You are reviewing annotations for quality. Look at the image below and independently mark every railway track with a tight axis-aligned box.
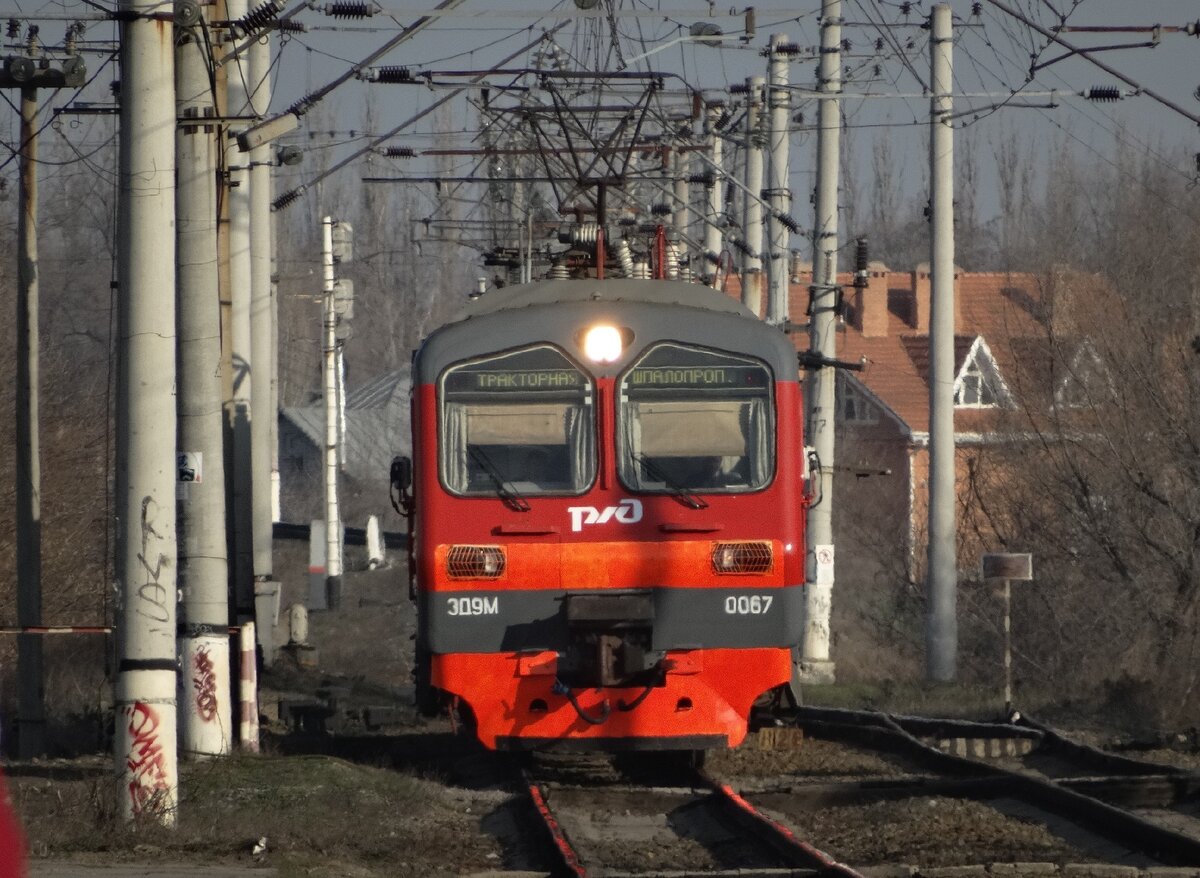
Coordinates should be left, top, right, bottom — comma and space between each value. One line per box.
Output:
519, 752, 865, 878
727, 706, 1200, 871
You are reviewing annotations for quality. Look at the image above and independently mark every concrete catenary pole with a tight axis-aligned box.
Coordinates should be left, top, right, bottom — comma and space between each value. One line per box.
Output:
115, 0, 178, 823
225, 0, 255, 618
801, 0, 842, 684
322, 217, 343, 608
703, 101, 724, 285
765, 33, 791, 326
927, 3, 958, 681
16, 86, 45, 758
740, 75, 765, 316
176, 20, 232, 758
672, 148, 690, 275
249, 27, 275, 597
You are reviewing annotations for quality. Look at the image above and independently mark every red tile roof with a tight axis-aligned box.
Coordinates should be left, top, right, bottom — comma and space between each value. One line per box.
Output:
722, 268, 1100, 435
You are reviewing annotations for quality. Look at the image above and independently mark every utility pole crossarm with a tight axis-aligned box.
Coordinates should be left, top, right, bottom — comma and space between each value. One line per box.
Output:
985, 0, 1200, 126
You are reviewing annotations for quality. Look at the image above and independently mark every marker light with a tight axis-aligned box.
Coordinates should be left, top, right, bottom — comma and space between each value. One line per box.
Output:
583, 324, 623, 363
711, 541, 773, 575
447, 545, 506, 579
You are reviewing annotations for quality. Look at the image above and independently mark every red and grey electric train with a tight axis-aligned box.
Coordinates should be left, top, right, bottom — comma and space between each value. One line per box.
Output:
391, 274, 807, 751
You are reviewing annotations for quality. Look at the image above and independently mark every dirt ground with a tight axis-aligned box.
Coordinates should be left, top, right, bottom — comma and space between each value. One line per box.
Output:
10, 545, 1200, 876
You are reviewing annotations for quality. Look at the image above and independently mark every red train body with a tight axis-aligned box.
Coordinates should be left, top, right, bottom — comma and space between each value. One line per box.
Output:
397, 278, 807, 751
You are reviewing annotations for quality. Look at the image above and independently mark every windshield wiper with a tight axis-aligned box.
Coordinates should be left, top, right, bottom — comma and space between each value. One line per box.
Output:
469, 447, 531, 512
632, 453, 708, 510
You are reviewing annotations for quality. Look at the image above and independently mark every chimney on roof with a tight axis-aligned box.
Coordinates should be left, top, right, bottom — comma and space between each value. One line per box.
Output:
911, 262, 961, 334
912, 263, 931, 332
852, 260, 890, 337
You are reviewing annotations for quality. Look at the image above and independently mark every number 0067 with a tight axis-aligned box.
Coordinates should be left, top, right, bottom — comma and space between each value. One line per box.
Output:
725, 595, 773, 615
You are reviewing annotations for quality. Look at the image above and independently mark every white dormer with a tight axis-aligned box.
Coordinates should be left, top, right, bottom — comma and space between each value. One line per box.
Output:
953, 336, 1011, 408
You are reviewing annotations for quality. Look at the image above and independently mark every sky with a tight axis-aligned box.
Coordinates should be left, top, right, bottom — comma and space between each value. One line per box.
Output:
2, 1, 1199, 250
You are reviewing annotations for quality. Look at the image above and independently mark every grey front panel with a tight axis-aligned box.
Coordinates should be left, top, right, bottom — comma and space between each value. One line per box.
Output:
421, 585, 804, 653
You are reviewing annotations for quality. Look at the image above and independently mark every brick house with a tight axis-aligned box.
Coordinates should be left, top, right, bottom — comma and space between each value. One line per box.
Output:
731, 264, 1104, 577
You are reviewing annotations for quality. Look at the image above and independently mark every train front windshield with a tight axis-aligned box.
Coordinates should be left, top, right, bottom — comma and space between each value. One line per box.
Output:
618, 343, 774, 493
440, 345, 596, 495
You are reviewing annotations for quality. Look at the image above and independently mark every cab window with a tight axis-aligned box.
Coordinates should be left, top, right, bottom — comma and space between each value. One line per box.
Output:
617, 343, 774, 493
440, 345, 596, 496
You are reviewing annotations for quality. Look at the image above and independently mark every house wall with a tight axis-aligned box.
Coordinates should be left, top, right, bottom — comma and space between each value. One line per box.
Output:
906, 441, 1024, 577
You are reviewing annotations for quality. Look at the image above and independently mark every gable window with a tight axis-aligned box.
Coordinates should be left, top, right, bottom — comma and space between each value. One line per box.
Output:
1055, 343, 1110, 409
955, 358, 997, 407
953, 337, 1008, 409
839, 376, 878, 425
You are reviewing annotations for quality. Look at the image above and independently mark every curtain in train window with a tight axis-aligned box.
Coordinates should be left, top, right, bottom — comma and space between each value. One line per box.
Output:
440, 345, 595, 496
617, 343, 774, 493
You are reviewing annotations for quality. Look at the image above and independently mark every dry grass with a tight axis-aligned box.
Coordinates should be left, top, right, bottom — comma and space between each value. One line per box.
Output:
11, 753, 504, 877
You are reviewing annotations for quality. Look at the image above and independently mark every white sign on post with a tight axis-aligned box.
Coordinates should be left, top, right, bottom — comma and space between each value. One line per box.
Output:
177, 452, 202, 483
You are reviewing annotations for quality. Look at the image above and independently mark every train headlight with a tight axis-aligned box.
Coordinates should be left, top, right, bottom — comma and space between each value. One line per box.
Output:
447, 545, 506, 579
711, 541, 773, 575
582, 324, 623, 363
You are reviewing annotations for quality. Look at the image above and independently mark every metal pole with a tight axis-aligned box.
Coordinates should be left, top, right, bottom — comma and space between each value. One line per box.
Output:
249, 27, 275, 594
269, 184, 280, 523
927, 2, 958, 682
704, 102, 724, 285
16, 86, 45, 759
322, 218, 343, 609
115, 0, 178, 823
226, 0, 255, 619
801, 1, 841, 685
176, 22, 232, 759
765, 33, 791, 326
740, 75, 764, 316
1003, 579, 1012, 713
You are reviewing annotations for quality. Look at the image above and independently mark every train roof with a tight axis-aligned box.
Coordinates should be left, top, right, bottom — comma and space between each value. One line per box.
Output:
453, 278, 756, 321
416, 278, 799, 384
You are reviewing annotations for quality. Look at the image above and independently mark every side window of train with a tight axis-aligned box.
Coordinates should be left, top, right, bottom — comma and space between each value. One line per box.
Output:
617, 343, 775, 494
439, 345, 596, 496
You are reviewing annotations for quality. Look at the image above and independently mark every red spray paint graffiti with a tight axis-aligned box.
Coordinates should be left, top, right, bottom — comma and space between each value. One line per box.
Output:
124, 701, 171, 815
193, 645, 218, 723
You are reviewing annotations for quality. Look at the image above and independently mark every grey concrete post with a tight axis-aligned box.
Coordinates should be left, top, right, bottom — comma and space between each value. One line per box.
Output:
704, 102, 724, 284
225, 0, 255, 617
927, 3, 958, 682
16, 86, 45, 759
740, 76, 765, 316
765, 33, 791, 325
176, 23, 232, 758
801, 0, 841, 685
322, 218, 343, 608
672, 148, 690, 274
115, 0, 178, 822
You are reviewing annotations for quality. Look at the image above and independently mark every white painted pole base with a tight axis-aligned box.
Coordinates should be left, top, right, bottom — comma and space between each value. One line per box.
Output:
366, 514, 384, 569
115, 668, 178, 824
239, 622, 260, 753
179, 633, 232, 759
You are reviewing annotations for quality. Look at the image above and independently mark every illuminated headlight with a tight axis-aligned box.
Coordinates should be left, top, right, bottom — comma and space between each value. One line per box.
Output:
582, 324, 624, 363
711, 541, 773, 575
447, 545, 506, 579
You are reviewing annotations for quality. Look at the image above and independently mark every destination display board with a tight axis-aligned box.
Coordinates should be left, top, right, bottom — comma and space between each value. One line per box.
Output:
623, 343, 770, 392
444, 346, 589, 395
625, 364, 767, 389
